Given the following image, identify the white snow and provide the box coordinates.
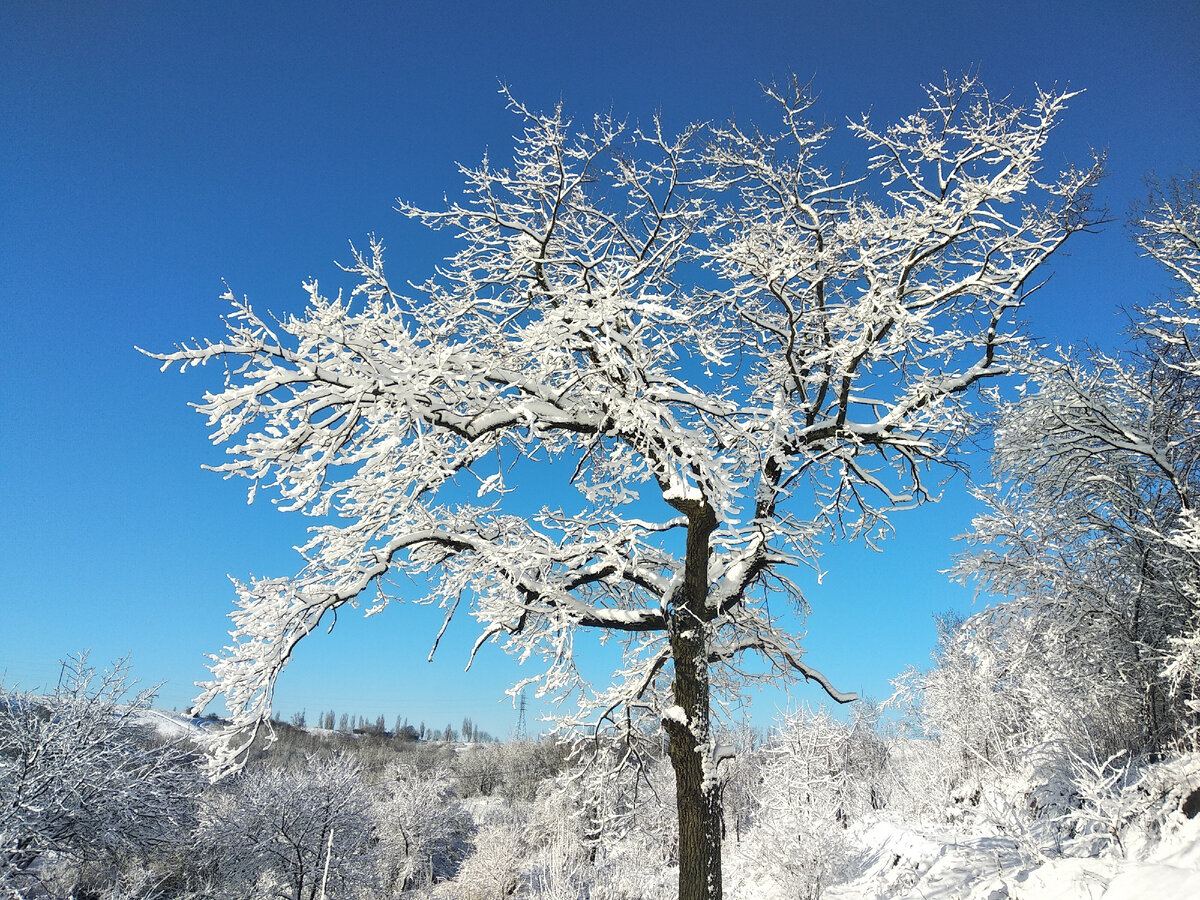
[130,707,210,740]
[1101,865,1200,900]
[661,705,688,726]
[727,754,1200,900]
[662,478,703,503]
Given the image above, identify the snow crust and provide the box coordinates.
[129,707,210,740]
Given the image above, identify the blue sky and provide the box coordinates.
[2,1,1197,739]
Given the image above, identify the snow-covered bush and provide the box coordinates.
[199,753,379,899]
[892,614,1027,777]
[891,607,1146,830]
[495,740,563,806]
[434,819,524,900]
[375,762,474,893]
[1063,747,1139,858]
[889,604,1194,864]
[0,654,201,898]
[572,749,676,898]
[523,830,592,900]
[737,706,882,899]
[500,742,679,900]
[453,743,506,799]
[1165,620,1200,752]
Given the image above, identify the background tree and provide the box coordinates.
[153,75,1100,899]
[955,170,1200,756]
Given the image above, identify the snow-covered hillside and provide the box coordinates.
[129,707,212,741]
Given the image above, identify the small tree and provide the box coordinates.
[375,763,473,893]
[153,75,1100,899]
[741,707,876,900]
[201,753,378,900]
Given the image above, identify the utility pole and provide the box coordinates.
[514,690,527,741]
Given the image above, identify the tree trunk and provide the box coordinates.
[665,635,724,900]
[665,506,723,900]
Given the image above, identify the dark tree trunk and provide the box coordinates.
[665,632,724,900]
[664,504,723,900]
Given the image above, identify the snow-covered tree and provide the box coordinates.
[0,654,200,896]
[1137,172,1200,741]
[151,75,1100,899]
[717,721,766,845]
[200,753,378,900]
[890,608,1120,844]
[739,706,881,900]
[956,171,1200,757]
[526,741,678,898]
[439,819,524,900]
[374,763,473,893]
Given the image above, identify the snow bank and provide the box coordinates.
[807,754,1200,900]
[1100,863,1200,900]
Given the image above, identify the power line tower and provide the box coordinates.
[513,690,527,741]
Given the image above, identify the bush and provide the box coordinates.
[375,763,474,893]
[0,654,201,897]
[199,753,379,899]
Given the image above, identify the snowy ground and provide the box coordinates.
[819,817,1200,900]
[129,706,211,740]
[727,754,1200,900]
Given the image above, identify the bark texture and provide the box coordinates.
[664,506,724,900]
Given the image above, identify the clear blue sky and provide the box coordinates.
[2,1,1197,738]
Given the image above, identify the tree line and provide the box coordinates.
[279,709,496,744]
[5,627,1199,899]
